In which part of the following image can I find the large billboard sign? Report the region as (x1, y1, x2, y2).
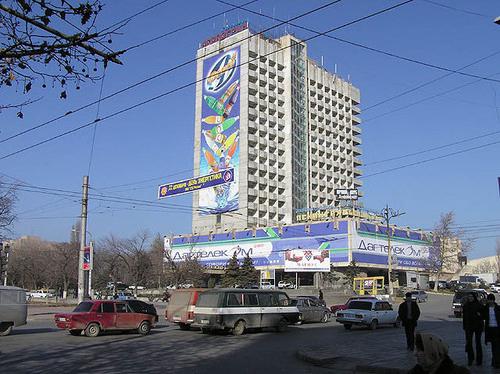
(158, 169, 234, 199)
(199, 47, 240, 214)
(284, 249, 331, 272)
(352, 231, 430, 268)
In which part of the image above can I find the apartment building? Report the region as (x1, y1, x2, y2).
(192, 23, 362, 234)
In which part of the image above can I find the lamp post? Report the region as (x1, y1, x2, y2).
(381, 205, 405, 297)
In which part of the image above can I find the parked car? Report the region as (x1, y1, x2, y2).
(54, 300, 157, 337)
(277, 281, 295, 289)
(291, 297, 330, 323)
(330, 296, 378, 315)
(126, 299, 159, 322)
(260, 282, 274, 289)
(336, 299, 400, 330)
(193, 289, 301, 335)
(28, 289, 54, 299)
(116, 291, 134, 300)
(410, 290, 428, 303)
(490, 284, 500, 293)
(0, 286, 27, 336)
(452, 289, 488, 318)
(165, 288, 205, 330)
(298, 295, 326, 307)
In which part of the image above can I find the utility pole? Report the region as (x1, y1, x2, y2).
(381, 204, 405, 297)
(78, 175, 89, 303)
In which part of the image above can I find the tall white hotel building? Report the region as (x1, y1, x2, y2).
(192, 23, 362, 234)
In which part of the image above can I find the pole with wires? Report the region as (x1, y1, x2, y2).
(78, 175, 89, 303)
(381, 205, 405, 297)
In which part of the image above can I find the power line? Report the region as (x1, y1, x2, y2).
(361, 138, 500, 179)
(420, 0, 492, 19)
(363, 71, 500, 124)
(364, 129, 500, 166)
(217, 0, 500, 114)
(0, 0, 413, 160)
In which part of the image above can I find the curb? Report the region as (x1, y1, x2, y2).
(296, 350, 407, 374)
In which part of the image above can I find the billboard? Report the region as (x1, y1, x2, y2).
(199, 46, 240, 214)
(158, 169, 234, 199)
(284, 249, 331, 272)
(167, 222, 350, 268)
(352, 231, 430, 268)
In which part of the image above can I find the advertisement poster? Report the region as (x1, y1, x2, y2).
(352, 232, 430, 268)
(284, 249, 331, 272)
(199, 46, 240, 214)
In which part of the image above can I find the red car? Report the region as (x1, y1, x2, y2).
(54, 300, 157, 337)
(330, 296, 378, 315)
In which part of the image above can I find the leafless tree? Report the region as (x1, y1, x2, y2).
(425, 212, 473, 291)
(0, 0, 124, 116)
(121, 231, 153, 296)
(0, 179, 17, 240)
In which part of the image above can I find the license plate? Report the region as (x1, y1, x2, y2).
(201, 319, 209, 324)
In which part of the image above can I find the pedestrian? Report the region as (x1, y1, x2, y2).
(483, 293, 500, 368)
(462, 293, 483, 366)
(398, 292, 421, 351)
(319, 289, 324, 301)
(408, 333, 469, 374)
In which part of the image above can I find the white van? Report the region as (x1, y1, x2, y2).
(0, 286, 27, 336)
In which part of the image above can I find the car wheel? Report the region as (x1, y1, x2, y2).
(179, 323, 190, 331)
(0, 323, 13, 336)
(69, 329, 82, 336)
(321, 312, 329, 323)
(369, 319, 378, 330)
(232, 320, 246, 336)
(343, 324, 352, 330)
(138, 321, 151, 336)
(84, 323, 100, 337)
(394, 318, 401, 328)
(276, 318, 288, 333)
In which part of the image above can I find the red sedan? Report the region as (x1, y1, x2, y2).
(54, 300, 157, 337)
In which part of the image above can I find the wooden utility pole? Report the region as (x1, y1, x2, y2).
(78, 176, 89, 303)
(381, 205, 404, 297)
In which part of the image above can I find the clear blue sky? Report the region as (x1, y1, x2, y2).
(1, 0, 499, 259)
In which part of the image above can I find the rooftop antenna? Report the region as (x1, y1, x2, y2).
(272, 6, 276, 38)
(321, 55, 324, 67)
(334, 63, 337, 74)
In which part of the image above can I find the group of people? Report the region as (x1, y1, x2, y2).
(462, 292, 500, 368)
(397, 291, 500, 373)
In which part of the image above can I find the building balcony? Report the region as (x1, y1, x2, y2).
(353, 135, 361, 145)
(268, 127, 277, 140)
(248, 133, 258, 146)
(268, 140, 277, 152)
(249, 69, 258, 82)
(353, 146, 362, 156)
(249, 107, 258, 121)
(248, 161, 258, 172)
(259, 124, 268, 135)
(353, 115, 361, 124)
(352, 125, 361, 135)
(249, 147, 258, 161)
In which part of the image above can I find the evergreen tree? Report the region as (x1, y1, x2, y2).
(343, 260, 361, 287)
(240, 254, 258, 287)
(221, 252, 240, 287)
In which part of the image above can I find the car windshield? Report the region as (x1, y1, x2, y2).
(197, 293, 220, 307)
(347, 301, 372, 310)
(73, 302, 93, 312)
(454, 291, 474, 303)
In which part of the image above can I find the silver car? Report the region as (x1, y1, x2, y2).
(0, 286, 27, 336)
(411, 290, 428, 303)
(336, 299, 400, 330)
(291, 297, 330, 323)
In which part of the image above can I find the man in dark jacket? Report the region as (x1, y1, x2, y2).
(483, 293, 500, 368)
(462, 293, 483, 366)
(398, 292, 421, 351)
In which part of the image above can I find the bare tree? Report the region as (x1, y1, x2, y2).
(0, 0, 124, 116)
(0, 180, 17, 240)
(51, 241, 78, 298)
(425, 212, 472, 291)
(121, 231, 153, 296)
(496, 239, 500, 278)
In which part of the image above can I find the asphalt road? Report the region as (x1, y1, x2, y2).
(0, 294, 493, 373)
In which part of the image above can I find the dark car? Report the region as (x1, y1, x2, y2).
(291, 297, 330, 323)
(452, 289, 487, 318)
(54, 300, 157, 337)
(298, 295, 326, 307)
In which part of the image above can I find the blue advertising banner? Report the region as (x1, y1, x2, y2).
(158, 169, 234, 199)
(199, 46, 240, 214)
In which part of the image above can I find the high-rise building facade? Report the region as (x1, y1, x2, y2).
(192, 24, 361, 234)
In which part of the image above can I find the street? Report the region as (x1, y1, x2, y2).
(0, 294, 496, 373)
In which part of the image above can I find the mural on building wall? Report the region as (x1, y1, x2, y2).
(199, 47, 240, 214)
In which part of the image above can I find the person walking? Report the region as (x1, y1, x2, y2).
(462, 293, 483, 366)
(398, 292, 421, 351)
(319, 289, 324, 302)
(483, 293, 500, 369)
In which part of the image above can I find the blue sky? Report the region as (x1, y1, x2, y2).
(1, 0, 499, 258)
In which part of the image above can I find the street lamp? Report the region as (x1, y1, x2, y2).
(495, 16, 500, 25)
